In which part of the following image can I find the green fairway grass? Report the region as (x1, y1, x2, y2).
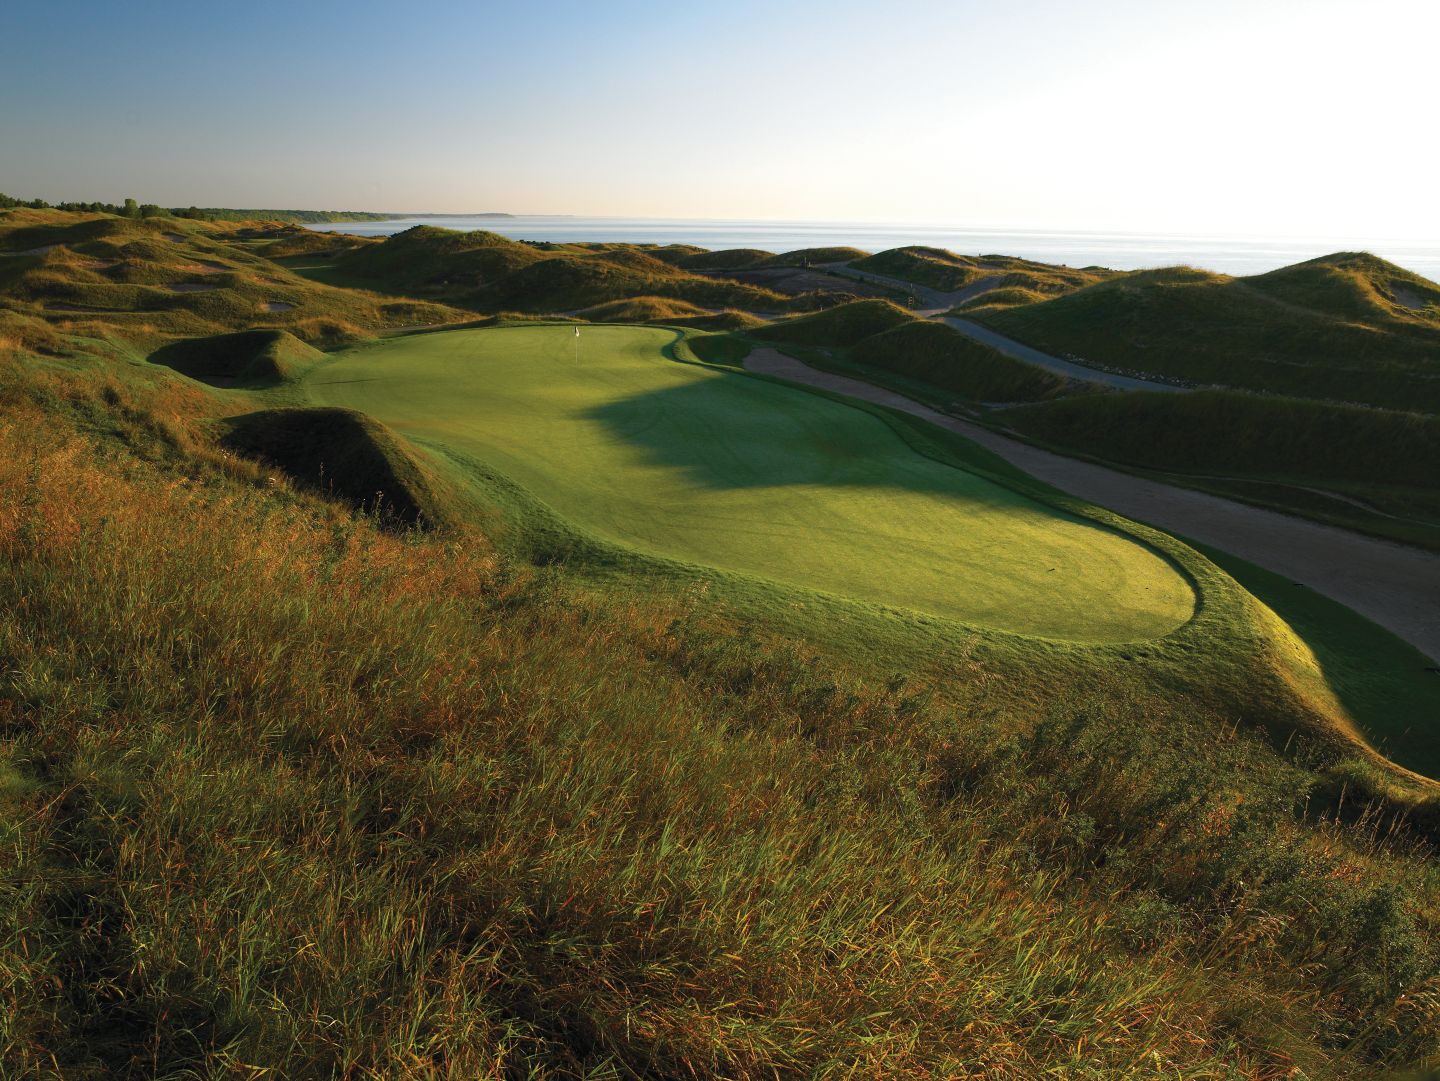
(301, 323, 1193, 642)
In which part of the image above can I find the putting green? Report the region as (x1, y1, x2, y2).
(304, 325, 1194, 642)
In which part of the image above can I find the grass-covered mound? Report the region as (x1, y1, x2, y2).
(576, 298, 767, 333)
(956, 284, 1053, 312)
(634, 243, 707, 267)
(477, 253, 797, 314)
(328, 227, 830, 315)
(853, 246, 1113, 295)
(149, 328, 323, 385)
(1248, 251, 1440, 324)
(220, 406, 459, 528)
(660, 309, 767, 332)
(684, 330, 753, 366)
(677, 247, 773, 270)
(335, 225, 544, 293)
(259, 225, 374, 259)
(853, 246, 995, 291)
(759, 246, 869, 267)
(1005, 389, 1440, 490)
(0, 210, 467, 346)
(974, 254, 1440, 410)
(574, 296, 711, 323)
(849, 319, 1071, 402)
(752, 298, 913, 346)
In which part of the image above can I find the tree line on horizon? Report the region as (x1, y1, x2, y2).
(0, 194, 390, 224)
(0, 193, 204, 219)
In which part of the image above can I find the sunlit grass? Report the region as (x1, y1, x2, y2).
(0, 348, 1438, 1076)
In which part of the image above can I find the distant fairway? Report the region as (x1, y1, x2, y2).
(303, 324, 1194, 642)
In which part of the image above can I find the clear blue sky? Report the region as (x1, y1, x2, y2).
(4, 0, 1436, 238)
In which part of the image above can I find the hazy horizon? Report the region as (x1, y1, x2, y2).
(6, 0, 1438, 240)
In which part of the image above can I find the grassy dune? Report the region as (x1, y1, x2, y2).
(974, 255, 1440, 409)
(848, 319, 1072, 403)
(575, 296, 769, 330)
(220, 406, 462, 528)
(852, 245, 1114, 295)
(321, 227, 849, 315)
(751, 298, 914, 346)
(149, 328, 324, 386)
(0, 210, 466, 347)
(1005, 389, 1440, 489)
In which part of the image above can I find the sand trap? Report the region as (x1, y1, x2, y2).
(162, 232, 187, 243)
(0, 244, 59, 257)
(1392, 284, 1433, 312)
(745, 348, 1440, 662)
(174, 260, 228, 274)
(264, 301, 295, 313)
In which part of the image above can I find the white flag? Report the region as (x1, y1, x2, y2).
(574, 325, 580, 337)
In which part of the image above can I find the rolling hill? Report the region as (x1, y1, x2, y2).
(971, 253, 1440, 410)
(322, 226, 851, 315)
(852, 245, 1114, 297)
(0, 210, 466, 348)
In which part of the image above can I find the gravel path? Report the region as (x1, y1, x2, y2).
(745, 348, 1440, 662)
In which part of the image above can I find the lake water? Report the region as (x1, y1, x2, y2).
(306, 216, 1440, 280)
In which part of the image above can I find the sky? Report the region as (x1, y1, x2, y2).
(3, 0, 1437, 239)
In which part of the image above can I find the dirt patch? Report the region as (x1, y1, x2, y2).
(744, 348, 1440, 662)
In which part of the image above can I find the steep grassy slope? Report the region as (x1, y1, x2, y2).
(0, 209, 467, 346)
(853, 245, 1114, 295)
(751, 298, 914, 346)
(326, 227, 843, 315)
(220, 406, 461, 527)
(148, 328, 324, 386)
(1005, 390, 1440, 489)
(3, 345, 1440, 1076)
(848, 319, 1072, 403)
(574, 296, 713, 322)
(574, 296, 767, 330)
(677, 247, 773, 270)
(973, 255, 1440, 410)
(333, 225, 545, 293)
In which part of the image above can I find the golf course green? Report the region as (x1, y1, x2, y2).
(303, 324, 1194, 642)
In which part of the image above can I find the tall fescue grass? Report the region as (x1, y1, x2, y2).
(2, 354, 1439, 1077)
(974, 258, 1440, 411)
